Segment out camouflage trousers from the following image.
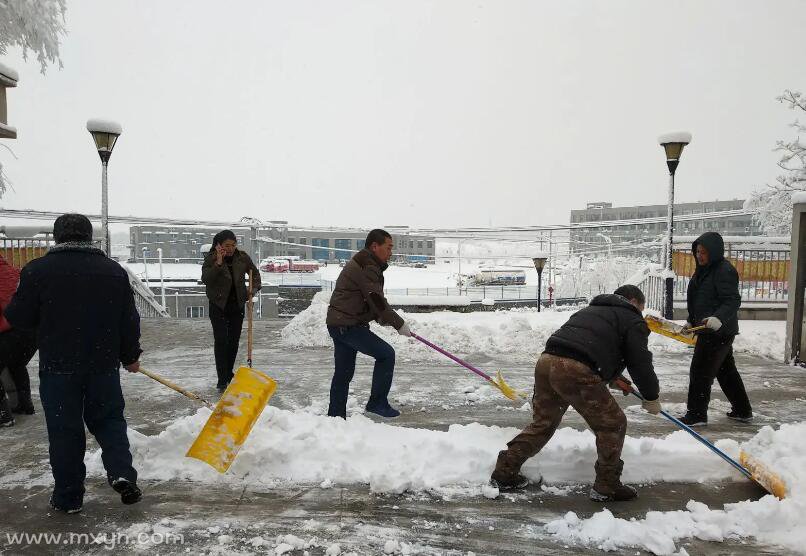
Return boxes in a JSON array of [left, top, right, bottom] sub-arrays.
[[494, 353, 628, 490]]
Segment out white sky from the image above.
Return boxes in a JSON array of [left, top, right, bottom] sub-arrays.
[[1, 0, 804, 229]]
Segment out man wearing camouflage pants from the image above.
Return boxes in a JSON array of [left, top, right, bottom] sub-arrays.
[[490, 285, 662, 502]]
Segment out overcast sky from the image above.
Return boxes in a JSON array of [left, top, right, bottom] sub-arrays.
[[1, 0, 804, 230]]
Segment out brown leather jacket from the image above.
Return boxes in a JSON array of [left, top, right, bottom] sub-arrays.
[[326, 249, 404, 329], [201, 249, 261, 310]]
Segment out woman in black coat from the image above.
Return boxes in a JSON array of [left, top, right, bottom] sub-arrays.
[[680, 232, 752, 426], [201, 230, 261, 391]]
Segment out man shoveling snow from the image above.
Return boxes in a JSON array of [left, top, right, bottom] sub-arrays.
[[491, 285, 662, 502]]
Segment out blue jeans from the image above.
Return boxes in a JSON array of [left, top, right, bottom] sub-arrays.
[[327, 325, 396, 418], [39, 372, 137, 507]]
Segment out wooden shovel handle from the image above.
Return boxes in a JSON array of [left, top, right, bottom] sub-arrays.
[[138, 368, 214, 409], [248, 270, 254, 367]]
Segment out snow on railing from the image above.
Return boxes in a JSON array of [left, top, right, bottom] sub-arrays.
[[627, 264, 669, 314], [120, 263, 170, 318]]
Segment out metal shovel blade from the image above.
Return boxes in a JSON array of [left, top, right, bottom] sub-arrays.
[[186, 366, 277, 473]]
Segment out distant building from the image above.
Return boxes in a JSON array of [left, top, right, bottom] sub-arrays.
[[285, 226, 436, 263], [128, 223, 436, 265], [569, 200, 760, 256], [129, 222, 289, 264]]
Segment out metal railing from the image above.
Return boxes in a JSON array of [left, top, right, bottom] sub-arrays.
[[672, 248, 790, 303], [120, 264, 171, 318], [634, 248, 792, 314], [1, 238, 170, 319], [1, 237, 52, 268]]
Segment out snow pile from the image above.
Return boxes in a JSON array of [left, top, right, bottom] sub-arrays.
[[545, 422, 806, 555], [88, 406, 744, 494], [280, 293, 785, 361]]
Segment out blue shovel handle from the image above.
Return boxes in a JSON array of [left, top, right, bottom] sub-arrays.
[[628, 388, 753, 480]]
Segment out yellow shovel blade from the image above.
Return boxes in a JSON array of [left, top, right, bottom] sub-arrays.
[[739, 450, 788, 499], [645, 315, 698, 346], [186, 366, 277, 473], [492, 370, 527, 401]]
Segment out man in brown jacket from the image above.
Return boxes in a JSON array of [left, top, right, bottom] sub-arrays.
[[326, 229, 412, 418]]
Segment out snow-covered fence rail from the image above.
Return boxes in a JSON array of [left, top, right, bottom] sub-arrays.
[[625, 265, 668, 313], [121, 264, 170, 318]]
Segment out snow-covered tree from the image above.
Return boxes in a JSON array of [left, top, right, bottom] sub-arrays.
[[746, 90, 806, 235], [0, 0, 67, 71]]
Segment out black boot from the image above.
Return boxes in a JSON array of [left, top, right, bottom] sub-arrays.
[[590, 460, 637, 502], [489, 450, 538, 491], [12, 390, 35, 415], [0, 396, 14, 427], [111, 477, 142, 505]]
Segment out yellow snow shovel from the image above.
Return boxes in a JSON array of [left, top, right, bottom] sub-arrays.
[[645, 315, 705, 345], [187, 270, 278, 472], [739, 451, 788, 499], [138, 366, 277, 474]]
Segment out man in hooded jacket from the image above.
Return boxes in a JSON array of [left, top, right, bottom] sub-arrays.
[[680, 231, 752, 426]]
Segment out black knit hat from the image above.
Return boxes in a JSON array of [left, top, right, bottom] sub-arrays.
[[53, 213, 93, 244], [212, 229, 237, 247]]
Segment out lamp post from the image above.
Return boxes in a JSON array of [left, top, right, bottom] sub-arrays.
[[142, 247, 149, 284], [87, 119, 122, 255], [157, 247, 166, 309], [533, 256, 548, 312], [658, 131, 692, 319]]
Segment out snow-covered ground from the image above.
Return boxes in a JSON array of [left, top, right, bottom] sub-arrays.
[[84, 402, 806, 555], [282, 292, 786, 362], [545, 422, 806, 555]]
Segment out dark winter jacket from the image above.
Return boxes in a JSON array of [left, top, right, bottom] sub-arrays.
[[201, 249, 261, 311], [687, 232, 741, 338], [326, 249, 405, 329], [544, 294, 659, 400], [4, 243, 142, 374]]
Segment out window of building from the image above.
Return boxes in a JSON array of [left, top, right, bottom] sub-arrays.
[[299, 237, 307, 244], [417, 241, 423, 249], [288, 237, 296, 244], [426, 241, 433, 249], [186, 306, 205, 318], [409, 241, 414, 249]]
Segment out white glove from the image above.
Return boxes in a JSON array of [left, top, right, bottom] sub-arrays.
[[398, 323, 412, 337], [642, 398, 662, 415], [703, 317, 722, 331]]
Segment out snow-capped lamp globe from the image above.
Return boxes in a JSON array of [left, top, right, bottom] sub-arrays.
[[532, 257, 548, 313], [87, 118, 123, 255], [657, 131, 692, 319]]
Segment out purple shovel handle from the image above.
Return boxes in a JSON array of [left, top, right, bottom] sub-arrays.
[[411, 332, 494, 383]]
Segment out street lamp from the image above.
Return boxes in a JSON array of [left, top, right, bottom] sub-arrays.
[[658, 131, 692, 319], [533, 256, 548, 312], [87, 118, 122, 255]]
